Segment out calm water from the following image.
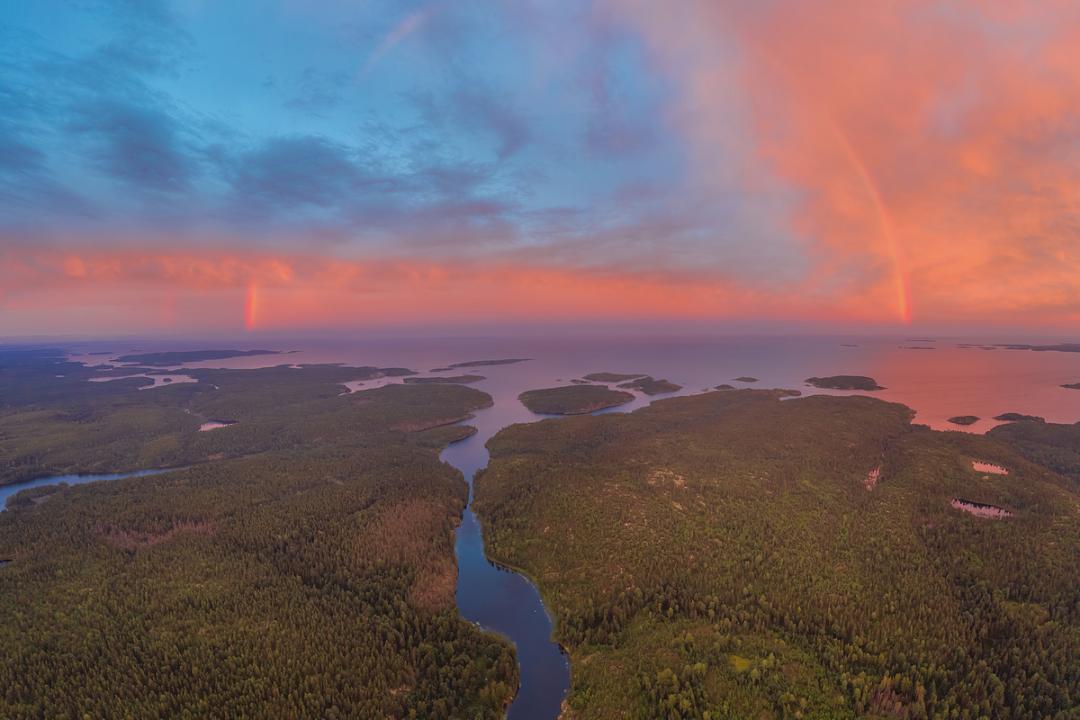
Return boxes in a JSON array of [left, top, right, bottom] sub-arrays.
[[72, 334, 1080, 431], [1, 469, 172, 512], [56, 334, 1080, 717]]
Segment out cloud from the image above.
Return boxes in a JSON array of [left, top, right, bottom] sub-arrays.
[[2, 0, 1078, 332], [452, 88, 531, 160], [284, 67, 350, 113], [607, 0, 1080, 324], [68, 99, 198, 194], [0, 244, 802, 335], [226, 135, 377, 211], [0, 135, 45, 175]]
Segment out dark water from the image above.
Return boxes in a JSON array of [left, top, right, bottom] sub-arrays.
[[445, 434, 569, 719], [59, 333, 1080, 717], [0, 469, 171, 512]]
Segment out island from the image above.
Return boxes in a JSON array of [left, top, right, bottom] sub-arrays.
[[475, 390, 1079, 719], [582, 372, 647, 383], [733, 376, 759, 382], [993, 412, 1045, 423], [114, 349, 281, 366], [805, 375, 884, 391], [446, 358, 530, 368], [948, 415, 980, 426], [518, 385, 634, 415], [616, 376, 682, 395], [1062, 382, 1080, 390], [997, 343, 1080, 353], [403, 375, 485, 385], [714, 384, 736, 390]]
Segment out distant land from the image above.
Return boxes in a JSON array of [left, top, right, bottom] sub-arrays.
[[404, 375, 485, 385], [1063, 383, 1080, 390], [805, 375, 884, 391], [582, 372, 647, 383], [998, 343, 1080, 353], [993, 412, 1045, 423], [616, 376, 682, 395], [519, 385, 633, 415], [114, 349, 281, 365], [443, 358, 530, 369], [733, 376, 759, 382], [948, 415, 980, 426]]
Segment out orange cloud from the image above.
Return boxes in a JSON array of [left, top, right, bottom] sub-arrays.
[[2, 242, 1076, 336], [608, 0, 1080, 326], [0, 245, 902, 335]]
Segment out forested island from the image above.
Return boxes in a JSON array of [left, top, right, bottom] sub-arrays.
[[0, 348, 516, 717], [114, 349, 282, 365], [518, 385, 634, 415], [583, 372, 647, 383], [475, 389, 1079, 719], [447, 358, 530, 368], [993, 413, 1045, 423], [617, 377, 683, 395], [404, 374, 485, 384], [998, 343, 1080, 353], [806, 375, 884, 391]]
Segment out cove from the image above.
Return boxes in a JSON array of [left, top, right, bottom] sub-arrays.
[[443, 429, 570, 719], [1, 469, 173, 512]]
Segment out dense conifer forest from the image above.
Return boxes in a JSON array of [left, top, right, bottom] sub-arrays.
[[476, 390, 1080, 719], [0, 349, 516, 718]]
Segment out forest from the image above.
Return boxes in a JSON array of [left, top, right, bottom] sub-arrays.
[[518, 385, 634, 415], [0, 348, 516, 718], [476, 389, 1079, 719]]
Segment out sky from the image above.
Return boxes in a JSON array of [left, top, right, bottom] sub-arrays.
[[1, 0, 1078, 336]]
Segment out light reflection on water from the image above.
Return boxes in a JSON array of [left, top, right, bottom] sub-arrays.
[[77, 335, 1079, 431]]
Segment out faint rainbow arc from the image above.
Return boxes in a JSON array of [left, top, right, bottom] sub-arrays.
[[722, 26, 913, 325], [829, 127, 912, 325]]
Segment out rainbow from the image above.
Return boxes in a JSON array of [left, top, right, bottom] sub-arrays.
[[830, 127, 912, 324]]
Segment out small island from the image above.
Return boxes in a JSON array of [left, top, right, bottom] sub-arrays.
[[805, 375, 884, 391], [948, 415, 980, 426], [714, 384, 736, 390], [999, 343, 1080, 353], [115, 349, 280, 366], [993, 412, 1045, 423], [733, 376, 759, 383], [519, 385, 634, 415], [404, 375, 485, 385], [447, 358, 530, 368], [1062, 383, 1080, 390], [582, 372, 647, 383], [616, 376, 682, 395]]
